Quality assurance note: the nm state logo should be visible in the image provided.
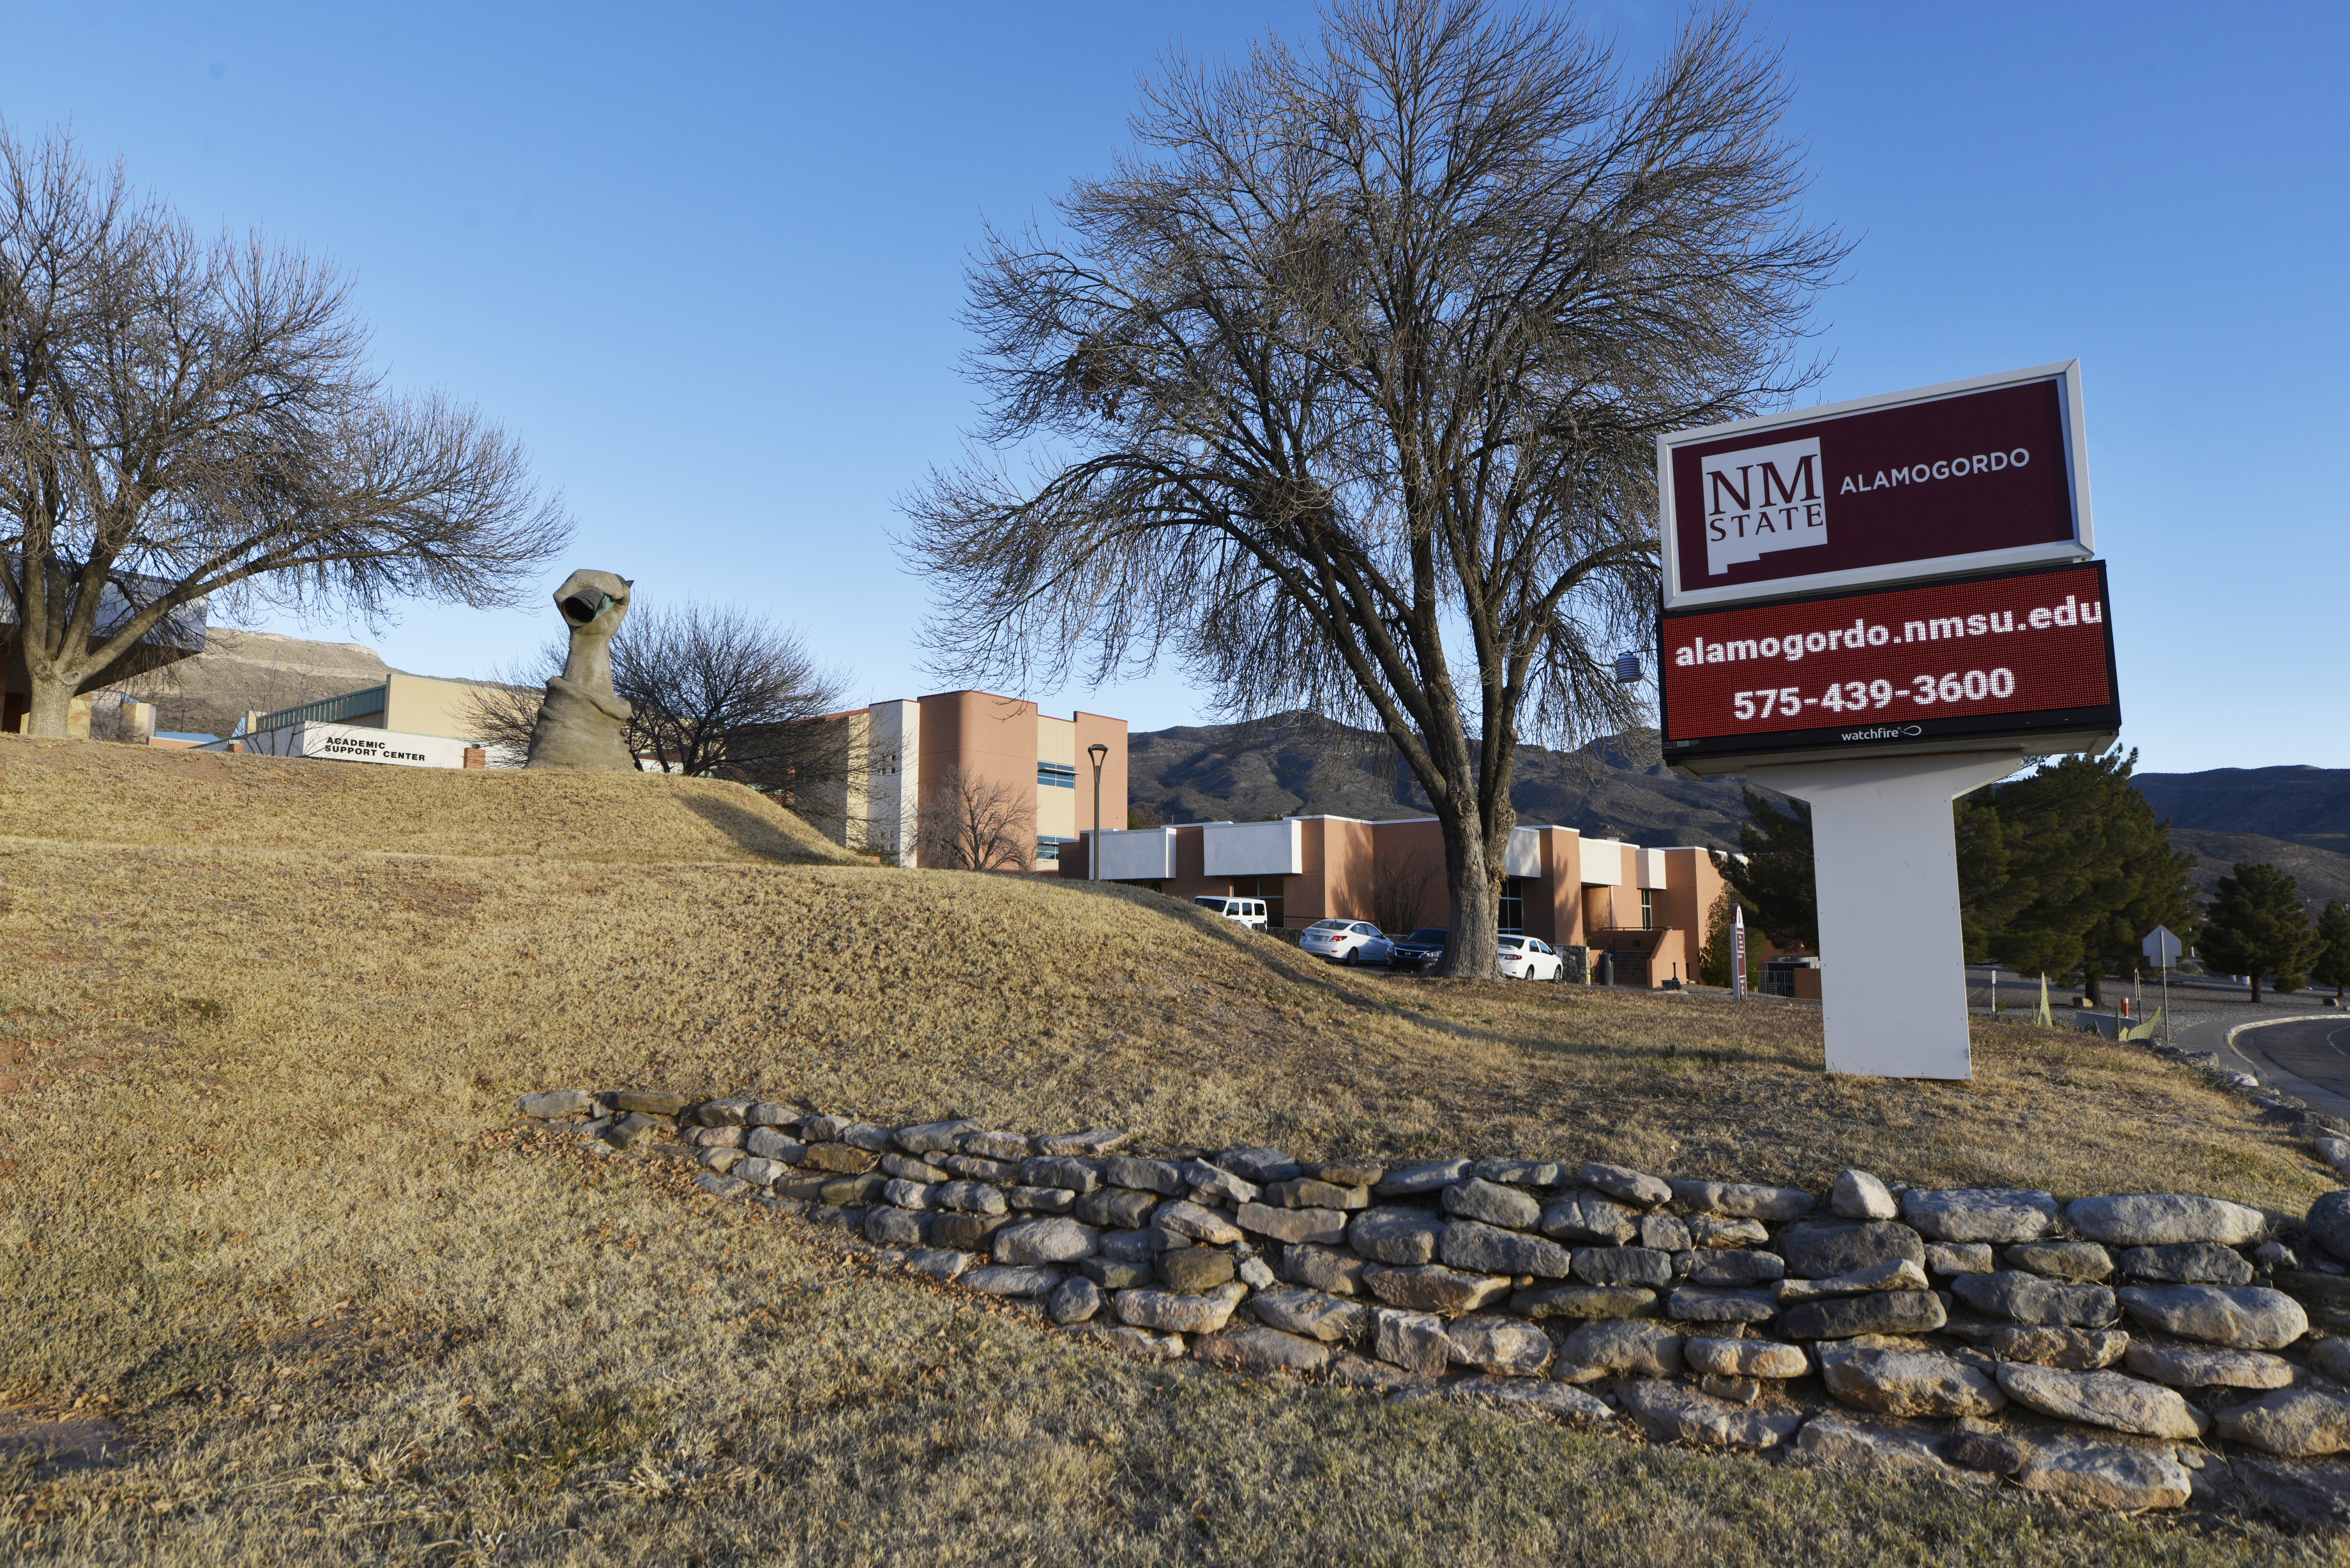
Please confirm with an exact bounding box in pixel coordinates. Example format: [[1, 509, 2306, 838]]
[[1702, 437, 1826, 576]]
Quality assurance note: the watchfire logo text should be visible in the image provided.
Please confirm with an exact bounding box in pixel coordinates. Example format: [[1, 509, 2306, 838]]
[[1702, 436, 1826, 576]]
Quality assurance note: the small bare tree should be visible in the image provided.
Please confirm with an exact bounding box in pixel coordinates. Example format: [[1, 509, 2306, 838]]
[[0, 126, 570, 736], [462, 671, 544, 763], [904, 1, 1842, 975], [1371, 850, 1437, 937], [613, 602, 847, 778], [918, 765, 1034, 872]]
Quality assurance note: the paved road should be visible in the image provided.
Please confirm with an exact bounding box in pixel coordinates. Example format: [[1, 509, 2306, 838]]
[[2222, 1016, 2350, 1122]]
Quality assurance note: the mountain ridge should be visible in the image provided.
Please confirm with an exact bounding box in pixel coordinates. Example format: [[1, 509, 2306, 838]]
[[1127, 713, 1750, 848]]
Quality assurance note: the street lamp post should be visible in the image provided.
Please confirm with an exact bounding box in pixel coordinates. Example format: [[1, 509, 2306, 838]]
[[1087, 742, 1109, 878]]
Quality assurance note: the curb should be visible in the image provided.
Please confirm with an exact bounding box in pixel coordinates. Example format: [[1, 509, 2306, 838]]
[[2227, 1017, 2312, 1078]]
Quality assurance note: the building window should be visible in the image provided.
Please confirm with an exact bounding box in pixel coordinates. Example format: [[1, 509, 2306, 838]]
[[1499, 877, 1528, 935], [1639, 887, 1655, 930], [1038, 762, 1077, 789], [1036, 836, 1075, 863], [1229, 875, 1287, 931]]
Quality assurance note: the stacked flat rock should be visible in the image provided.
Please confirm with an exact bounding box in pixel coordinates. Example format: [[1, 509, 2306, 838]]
[[518, 1092, 2350, 1503]]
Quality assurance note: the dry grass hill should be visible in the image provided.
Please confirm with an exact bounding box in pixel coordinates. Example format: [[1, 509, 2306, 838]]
[[0, 735, 2336, 1564]]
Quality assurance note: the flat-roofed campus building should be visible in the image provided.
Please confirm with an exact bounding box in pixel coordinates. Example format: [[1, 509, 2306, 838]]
[[1063, 816, 1731, 988], [795, 691, 1128, 870], [218, 670, 513, 768]]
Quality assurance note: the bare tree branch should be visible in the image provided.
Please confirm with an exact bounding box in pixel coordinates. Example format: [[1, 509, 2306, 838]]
[[902, 1, 1844, 975], [918, 765, 1035, 873], [1371, 848, 1439, 939], [0, 123, 571, 735]]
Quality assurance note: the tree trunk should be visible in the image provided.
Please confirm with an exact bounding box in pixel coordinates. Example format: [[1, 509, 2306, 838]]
[[1433, 809, 1498, 980], [2250, 973, 2264, 1006], [22, 671, 78, 738], [2083, 969, 2104, 1007]]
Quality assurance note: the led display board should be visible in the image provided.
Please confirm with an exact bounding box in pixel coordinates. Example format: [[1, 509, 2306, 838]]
[[1658, 362, 2092, 610], [1657, 561, 2118, 773]]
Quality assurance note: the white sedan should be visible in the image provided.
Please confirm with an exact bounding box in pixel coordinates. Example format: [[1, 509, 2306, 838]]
[[1499, 935, 1565, 980], [1301, 919, 1393, 965]]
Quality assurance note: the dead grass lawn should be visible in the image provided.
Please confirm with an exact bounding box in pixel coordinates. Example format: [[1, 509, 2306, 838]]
[[0, 735, 2336, 1564]]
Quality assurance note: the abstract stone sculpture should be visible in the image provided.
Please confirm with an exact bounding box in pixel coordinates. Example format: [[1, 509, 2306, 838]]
[[524, 569, 637, 770]]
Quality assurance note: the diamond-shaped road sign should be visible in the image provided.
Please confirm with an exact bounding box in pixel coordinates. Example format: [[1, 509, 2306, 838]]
[[2142, 925, 2183, 966]]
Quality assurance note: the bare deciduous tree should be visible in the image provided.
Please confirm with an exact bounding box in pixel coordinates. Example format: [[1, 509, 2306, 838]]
[[904, 1, 1842, 975], [1371, 849, 1438, 939], [463, 665, 551, 763], [918, 765, 1034, 872], [0, 126, 571, 737], [614, 602, 847, 779], [466, 599, 854, 780]]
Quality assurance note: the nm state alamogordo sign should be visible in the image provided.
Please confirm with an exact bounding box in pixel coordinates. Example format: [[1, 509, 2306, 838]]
[[1659, 363, 2093, 612]]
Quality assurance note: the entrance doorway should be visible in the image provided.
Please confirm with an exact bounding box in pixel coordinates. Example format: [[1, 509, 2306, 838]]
[[1229, 875, 1288, 931]]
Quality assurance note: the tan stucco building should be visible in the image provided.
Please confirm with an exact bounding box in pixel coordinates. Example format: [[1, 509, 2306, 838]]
[[202, 669, 515, 767], [236, 669, 510, 743]]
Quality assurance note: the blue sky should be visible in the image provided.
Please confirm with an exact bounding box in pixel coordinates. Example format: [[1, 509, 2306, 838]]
[[5, 3, 2341, 773]]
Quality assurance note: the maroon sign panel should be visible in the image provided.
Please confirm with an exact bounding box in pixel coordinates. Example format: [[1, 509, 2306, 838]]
[[1657, 561, 2118, 765], [1660, 365, 2089, 609]]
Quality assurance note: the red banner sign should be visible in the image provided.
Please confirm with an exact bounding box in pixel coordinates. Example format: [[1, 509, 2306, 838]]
[[1659, 363, 2091, 609], [1658, 562, 2118, 764]]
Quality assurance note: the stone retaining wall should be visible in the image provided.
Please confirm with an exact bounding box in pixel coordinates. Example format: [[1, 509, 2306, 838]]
[[518, 1084, 2350, 1523]]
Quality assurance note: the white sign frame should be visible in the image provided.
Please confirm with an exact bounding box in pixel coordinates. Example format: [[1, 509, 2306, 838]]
[[1658, 361, 2094, 610], [240, 721, 472, 769]]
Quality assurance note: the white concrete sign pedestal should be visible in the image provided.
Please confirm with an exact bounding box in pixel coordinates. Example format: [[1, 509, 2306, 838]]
[[1744, 750, 2024, 1080]]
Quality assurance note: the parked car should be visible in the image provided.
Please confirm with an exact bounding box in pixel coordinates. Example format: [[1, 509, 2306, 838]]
[[1301, 919, 1393, 965], [1194, 895, 1269, 931], [1388, 927, 1449, 971], [1499, 934, 1565, 981]]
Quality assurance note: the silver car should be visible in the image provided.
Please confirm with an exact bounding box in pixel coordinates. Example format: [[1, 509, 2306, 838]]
[[1301, 918, 1393, 965]]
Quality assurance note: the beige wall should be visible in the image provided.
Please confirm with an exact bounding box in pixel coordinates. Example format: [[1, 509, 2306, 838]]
[[383, 672, 511, 741], [1036, 716, 1076, 767], [865, 700, 919, 864], [793, 710, 873, 848], [1036, 716, 1077, 843]]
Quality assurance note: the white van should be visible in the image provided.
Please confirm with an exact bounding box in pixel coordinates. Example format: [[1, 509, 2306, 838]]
[[1194, 895, 1269, 931]]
